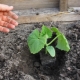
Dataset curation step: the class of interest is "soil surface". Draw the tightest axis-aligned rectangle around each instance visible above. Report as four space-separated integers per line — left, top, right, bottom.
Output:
0 21 80 80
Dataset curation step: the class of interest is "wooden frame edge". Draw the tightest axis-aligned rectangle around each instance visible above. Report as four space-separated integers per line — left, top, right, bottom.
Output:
18 12 80 24
60 0 68 11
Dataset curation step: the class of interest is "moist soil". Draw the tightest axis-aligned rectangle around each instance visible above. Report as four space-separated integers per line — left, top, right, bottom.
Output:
0 21 80 80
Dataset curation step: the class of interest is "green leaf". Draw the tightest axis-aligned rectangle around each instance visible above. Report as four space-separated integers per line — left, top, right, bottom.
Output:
51 27 60 35
27 29 46 54
56 34 70 52
46 46 55 57
51 27 70 52
40 25 52 38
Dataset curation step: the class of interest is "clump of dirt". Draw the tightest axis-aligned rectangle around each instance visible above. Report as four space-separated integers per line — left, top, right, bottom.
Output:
0 21 80 80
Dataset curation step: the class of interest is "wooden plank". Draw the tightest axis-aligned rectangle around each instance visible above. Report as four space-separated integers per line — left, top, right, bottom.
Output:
68 0 80 7
60 0 68 11
0 0 59 10
17 12 80 24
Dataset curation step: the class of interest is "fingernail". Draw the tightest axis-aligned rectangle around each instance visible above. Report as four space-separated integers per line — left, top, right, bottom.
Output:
15 16 18 20
12 25 15 29
15 22 18 26
6 29 10 33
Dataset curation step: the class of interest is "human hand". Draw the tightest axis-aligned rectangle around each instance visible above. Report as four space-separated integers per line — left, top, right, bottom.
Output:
0 4 18 33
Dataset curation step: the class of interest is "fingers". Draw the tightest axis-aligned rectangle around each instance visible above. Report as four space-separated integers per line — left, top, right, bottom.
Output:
0 4 18 33
0 21 15 29
9 11 18 19
0 17 18 33
0 4 13 11
2 15 18 26
0 26 9 33
3 11 18 20
0 15 18 33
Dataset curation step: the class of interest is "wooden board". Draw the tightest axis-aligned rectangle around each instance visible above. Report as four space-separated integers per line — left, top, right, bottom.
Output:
0 0 59 10
68 0 80 7
17 12 80 24
60 0 68 11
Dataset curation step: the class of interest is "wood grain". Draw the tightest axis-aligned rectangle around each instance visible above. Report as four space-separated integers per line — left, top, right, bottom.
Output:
17 12 80 24
60 0 68 11
0 0 59 10
68 0 80 7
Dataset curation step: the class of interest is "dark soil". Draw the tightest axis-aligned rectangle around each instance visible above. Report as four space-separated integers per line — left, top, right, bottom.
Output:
0 21 80 80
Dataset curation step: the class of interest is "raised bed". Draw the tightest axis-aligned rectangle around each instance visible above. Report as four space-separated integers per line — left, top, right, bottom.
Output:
0 0 80 80
0 21 80 80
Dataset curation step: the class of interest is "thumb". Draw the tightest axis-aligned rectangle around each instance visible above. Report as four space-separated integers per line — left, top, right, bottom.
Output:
0 4 13 11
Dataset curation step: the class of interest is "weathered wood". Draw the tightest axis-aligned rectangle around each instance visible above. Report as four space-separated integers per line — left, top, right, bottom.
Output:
60 0 68 11
0 0 59 10
0 0 80 10
17 12 80 24
68 0 80 7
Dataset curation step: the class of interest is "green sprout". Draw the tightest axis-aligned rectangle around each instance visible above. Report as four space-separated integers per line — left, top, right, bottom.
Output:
27 25 70 57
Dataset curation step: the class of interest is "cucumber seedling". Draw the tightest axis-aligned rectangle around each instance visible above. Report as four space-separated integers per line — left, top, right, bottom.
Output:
27 25 70 57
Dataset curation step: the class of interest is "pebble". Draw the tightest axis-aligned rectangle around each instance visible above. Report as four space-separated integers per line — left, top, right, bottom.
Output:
65 77 71 80
0 75 3 79
1 46 5 49
17 46 21 50
23 75 36 80
67 67 71 71
60 74 65 77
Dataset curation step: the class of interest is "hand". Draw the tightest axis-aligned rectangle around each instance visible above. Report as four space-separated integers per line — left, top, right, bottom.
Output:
0 4 18 33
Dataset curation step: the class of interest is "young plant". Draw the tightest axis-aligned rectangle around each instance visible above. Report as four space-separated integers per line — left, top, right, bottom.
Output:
27 25 70 57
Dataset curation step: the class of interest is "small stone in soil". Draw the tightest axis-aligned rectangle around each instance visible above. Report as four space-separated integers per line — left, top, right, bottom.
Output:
0 75 3 79
1 46 5 49
65 77 71 80
23 74 36 80
17 46 21 50
67 67 71 71
60 74 65 77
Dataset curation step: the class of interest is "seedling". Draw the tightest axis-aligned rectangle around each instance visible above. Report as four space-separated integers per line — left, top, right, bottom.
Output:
27 25 70 57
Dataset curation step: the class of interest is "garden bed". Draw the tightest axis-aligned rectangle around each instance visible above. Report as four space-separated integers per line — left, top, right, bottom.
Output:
0 21 80 80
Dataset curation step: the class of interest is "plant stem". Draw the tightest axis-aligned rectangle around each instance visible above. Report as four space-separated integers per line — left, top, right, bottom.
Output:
47 34 61 46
